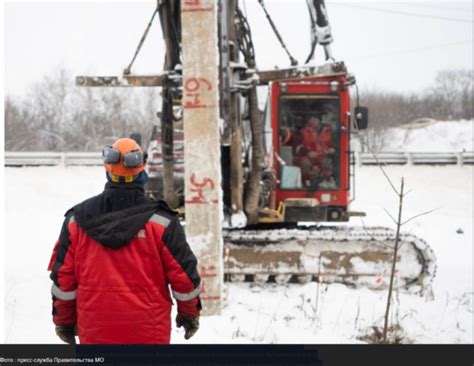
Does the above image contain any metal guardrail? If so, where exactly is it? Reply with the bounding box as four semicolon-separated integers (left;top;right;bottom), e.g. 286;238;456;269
5;152;102;167
4;151;474;167
354;151;473;166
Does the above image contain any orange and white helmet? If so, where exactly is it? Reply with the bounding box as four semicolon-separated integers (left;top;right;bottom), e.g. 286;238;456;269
102;138;146;183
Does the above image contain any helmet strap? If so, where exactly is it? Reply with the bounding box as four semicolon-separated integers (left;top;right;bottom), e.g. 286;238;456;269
109;173;136;183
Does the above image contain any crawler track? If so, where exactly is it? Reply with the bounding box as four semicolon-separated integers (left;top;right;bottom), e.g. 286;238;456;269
222;225;436;293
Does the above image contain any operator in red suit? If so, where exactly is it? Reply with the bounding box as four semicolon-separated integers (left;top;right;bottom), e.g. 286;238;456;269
48;138;201;344
294;115;336;188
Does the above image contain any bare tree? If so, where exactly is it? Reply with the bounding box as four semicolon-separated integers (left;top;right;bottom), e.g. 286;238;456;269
431;69;473;120
4;68;161;152
4;97;34;150
24;68;75;151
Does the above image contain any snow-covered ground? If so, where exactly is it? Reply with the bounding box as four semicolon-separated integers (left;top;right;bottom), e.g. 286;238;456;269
4;164;473;343
352;119;473;152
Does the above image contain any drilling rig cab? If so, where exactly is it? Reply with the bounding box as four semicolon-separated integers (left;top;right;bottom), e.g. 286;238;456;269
264;73;358;224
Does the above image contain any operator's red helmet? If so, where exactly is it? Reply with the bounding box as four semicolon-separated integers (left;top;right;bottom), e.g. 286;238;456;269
102;138;145;183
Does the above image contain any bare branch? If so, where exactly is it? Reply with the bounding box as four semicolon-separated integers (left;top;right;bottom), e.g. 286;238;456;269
401;208;439;226
383;177;404;343
358;136;400;196
359;218;394;248
383;208;398;225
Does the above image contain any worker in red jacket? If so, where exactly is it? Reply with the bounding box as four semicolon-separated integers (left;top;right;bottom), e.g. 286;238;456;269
48;137;201;344
294;115;336;186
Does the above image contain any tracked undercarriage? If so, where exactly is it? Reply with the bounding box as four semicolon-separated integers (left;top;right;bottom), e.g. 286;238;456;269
223;225;436;294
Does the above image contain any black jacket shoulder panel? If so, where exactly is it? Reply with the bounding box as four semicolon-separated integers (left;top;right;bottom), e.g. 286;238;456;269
50;210;75;285
162;217;201;288
72;183;173;249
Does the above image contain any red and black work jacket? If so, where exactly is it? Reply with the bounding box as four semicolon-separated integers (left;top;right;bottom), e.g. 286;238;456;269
300;125;334;162
48;182;201;344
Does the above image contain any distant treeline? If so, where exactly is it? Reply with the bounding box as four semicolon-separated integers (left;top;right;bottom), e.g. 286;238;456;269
4;68;473;152
5;69;160;152
357;69;473;151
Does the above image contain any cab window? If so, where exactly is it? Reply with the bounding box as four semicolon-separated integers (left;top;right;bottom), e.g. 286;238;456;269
278;95;340;191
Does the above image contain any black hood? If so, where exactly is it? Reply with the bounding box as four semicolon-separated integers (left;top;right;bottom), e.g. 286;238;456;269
73;182;174;249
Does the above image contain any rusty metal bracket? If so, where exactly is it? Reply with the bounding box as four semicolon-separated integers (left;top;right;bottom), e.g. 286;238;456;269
256;61;348;85
75;73;180;88
76;62;347;89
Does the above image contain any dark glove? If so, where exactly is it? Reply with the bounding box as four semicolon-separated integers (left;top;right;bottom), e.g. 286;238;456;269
55;325;76;344
176;315;199;340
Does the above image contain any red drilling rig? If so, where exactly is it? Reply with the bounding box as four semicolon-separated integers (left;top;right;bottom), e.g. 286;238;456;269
76;0;436;307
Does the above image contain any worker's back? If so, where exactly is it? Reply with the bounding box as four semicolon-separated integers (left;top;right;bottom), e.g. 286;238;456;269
71;187;175;343
49;138;201;345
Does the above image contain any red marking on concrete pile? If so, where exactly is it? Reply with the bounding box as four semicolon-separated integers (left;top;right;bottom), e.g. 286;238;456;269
182;0;212;13
184;77;215;109
185;173;218;204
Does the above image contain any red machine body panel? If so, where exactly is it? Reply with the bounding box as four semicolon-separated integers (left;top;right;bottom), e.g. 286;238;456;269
270;75;351;219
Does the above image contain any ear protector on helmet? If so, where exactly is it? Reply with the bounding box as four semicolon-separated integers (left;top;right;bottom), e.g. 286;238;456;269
102;145;146;168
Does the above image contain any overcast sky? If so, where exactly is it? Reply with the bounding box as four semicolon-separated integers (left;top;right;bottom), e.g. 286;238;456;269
4;1;473;97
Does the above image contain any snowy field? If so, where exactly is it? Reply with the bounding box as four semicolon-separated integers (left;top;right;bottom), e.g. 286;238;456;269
4;165;473;344
352;119;473;152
